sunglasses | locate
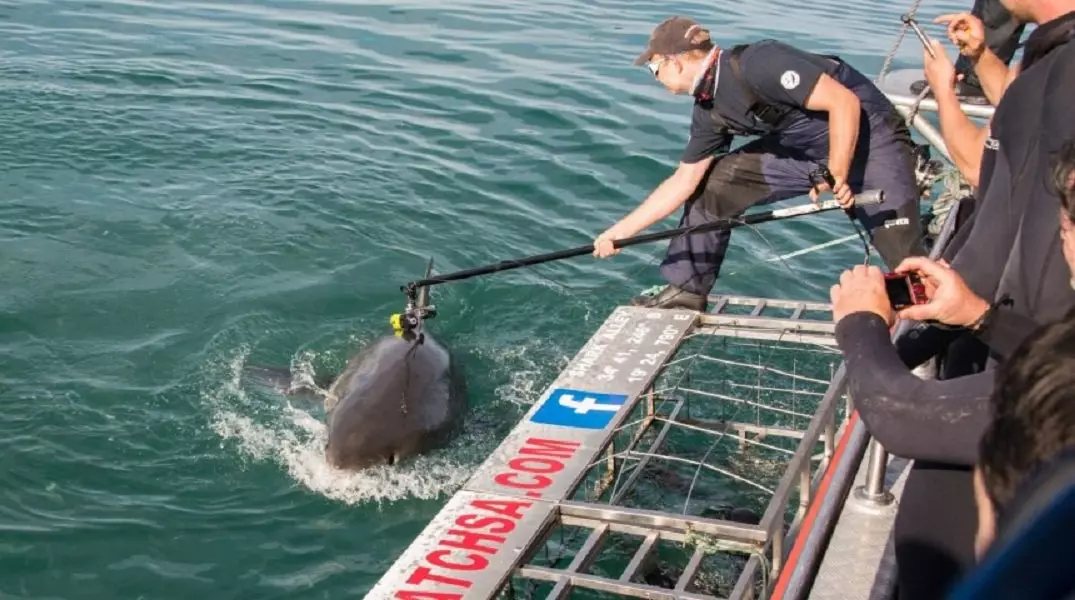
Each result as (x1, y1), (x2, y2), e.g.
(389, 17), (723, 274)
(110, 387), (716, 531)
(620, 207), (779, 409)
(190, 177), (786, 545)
(646, 56), (672, 78)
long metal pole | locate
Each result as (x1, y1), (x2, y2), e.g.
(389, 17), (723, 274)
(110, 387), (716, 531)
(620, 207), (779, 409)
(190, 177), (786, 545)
(400, 193), (884, 294)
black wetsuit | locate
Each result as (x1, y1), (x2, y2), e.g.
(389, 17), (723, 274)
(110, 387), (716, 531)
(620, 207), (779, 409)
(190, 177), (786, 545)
(954, 0), (1027, 90)
(835, 13), (1075, 600)
(911, 0), (1026, 100)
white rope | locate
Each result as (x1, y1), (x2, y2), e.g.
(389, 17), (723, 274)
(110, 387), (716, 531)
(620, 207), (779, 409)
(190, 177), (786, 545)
(875, 0), (927, 85)
(762, 234), (869, 261)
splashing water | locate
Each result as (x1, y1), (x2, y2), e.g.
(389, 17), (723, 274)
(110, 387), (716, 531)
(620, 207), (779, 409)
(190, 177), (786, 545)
(478, 339), (571, 409)
(202, 345), (479, 507)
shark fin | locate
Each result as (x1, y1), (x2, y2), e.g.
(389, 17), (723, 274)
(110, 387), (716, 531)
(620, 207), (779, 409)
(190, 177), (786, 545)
(242, 364), (333, 400)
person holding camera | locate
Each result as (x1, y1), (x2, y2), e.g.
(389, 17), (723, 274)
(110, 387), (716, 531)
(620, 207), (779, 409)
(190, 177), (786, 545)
(830, 262), (1031, 600)
(830, 262), (1000, 466)
(829, 136), (1075, 600)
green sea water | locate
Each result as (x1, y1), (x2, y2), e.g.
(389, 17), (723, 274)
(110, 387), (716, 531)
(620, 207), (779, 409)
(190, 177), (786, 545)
(0, 1), (963, 597)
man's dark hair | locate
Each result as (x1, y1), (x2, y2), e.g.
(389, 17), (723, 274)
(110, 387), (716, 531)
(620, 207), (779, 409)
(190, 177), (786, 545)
(978, 306), (1075, 515)
(1050, 138), (1075, 219)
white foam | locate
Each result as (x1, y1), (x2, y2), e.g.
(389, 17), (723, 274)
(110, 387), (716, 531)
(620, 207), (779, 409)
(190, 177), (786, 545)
(203, 345), (479, 506)
(476, 340), (570, 409)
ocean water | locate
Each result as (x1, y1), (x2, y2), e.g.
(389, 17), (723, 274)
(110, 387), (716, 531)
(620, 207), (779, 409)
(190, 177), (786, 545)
(0, 0), (965, 597)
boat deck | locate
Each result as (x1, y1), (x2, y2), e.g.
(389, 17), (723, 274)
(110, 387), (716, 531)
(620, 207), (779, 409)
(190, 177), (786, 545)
(807, 452), (910, 600)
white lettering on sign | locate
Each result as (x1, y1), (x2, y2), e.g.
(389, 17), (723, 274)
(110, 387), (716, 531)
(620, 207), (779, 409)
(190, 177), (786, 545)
(611, 349), (636, 364)
(600, 312), (630, 342)
(596, 365), (618, 382)
(626, 367), (649, 384)
(655, 325), (679, 346)
(627, 322), (651, 345)
(566, 343), (607, 379)
(639, 351), (663, 367)
(394, 438), (582, 600)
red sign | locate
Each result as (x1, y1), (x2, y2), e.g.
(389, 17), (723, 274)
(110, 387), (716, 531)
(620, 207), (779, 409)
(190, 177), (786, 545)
(395, 437), (582, 600)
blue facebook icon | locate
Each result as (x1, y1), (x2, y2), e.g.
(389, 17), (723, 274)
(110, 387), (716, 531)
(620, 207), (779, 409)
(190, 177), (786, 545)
(529, 388), (629, 430)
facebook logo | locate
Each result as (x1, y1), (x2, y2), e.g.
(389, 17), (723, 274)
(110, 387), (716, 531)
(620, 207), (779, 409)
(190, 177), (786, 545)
(529, 388), (629, 430)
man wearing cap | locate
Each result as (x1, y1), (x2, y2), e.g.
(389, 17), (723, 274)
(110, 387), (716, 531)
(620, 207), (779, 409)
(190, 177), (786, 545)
(593, 16), (926, 311)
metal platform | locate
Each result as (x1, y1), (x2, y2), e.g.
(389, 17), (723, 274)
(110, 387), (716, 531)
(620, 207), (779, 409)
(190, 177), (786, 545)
(367, 296), (854, 600)
(806, 450), (911, 600)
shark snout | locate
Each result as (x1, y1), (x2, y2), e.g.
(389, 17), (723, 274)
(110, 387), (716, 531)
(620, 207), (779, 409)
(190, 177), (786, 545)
(324, 439), (400, 470)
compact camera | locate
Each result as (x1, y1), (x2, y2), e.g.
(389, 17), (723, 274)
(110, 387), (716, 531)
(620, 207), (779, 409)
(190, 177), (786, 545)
(883, 272), (928, 309)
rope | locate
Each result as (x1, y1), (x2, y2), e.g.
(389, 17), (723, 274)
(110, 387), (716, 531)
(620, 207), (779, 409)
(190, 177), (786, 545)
(905, 84), (933, 123)
(682, 524), (772, 593)
(874, 0), (935, 134)
(875, 0), (927, 84)
(870, 0), (973, 238)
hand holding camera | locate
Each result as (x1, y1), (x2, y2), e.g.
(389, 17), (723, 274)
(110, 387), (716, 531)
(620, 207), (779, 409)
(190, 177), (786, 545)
(884, 271), (928, 310)
(830, 265), (898, 326)
(889, 257), (991, 327)
(831, 258), (991, 329)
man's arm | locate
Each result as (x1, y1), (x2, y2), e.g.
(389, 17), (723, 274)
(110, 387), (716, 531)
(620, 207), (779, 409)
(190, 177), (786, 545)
(923, 40), (989, 187)
(936, 95), (988, 188)
(829, 267), (993, 465)
(837, 312), (994, 466)
(972, 48), (1017, 105)
(801, 74), (860, 186)
(744, 42), (860, 186)
(597, 109), (729, 242)
(604, 158), (715, 239)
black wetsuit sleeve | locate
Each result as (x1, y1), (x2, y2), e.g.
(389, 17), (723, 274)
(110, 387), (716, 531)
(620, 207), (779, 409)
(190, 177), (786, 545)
(974, 307), (1040, 359)
(836, 312), (993, 466)
(948, 113), (1016, 301)
(739, 41), (828, 108)
(890, 307), (1038, 369)
(892, 322), (963, 368)
(681, 104), (732, 164)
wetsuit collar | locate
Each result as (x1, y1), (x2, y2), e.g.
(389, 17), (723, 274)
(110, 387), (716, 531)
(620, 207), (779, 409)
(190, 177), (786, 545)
(690, 46), (722, 102)
(1020, 10), (1075, 70)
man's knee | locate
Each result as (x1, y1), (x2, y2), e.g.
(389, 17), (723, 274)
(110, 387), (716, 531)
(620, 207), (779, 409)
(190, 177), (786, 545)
(696, 150), (786, 218)
(870, 201), (928, 268)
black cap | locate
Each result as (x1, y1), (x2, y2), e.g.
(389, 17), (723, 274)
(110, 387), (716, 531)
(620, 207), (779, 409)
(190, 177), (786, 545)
(632, 16), (712, 66)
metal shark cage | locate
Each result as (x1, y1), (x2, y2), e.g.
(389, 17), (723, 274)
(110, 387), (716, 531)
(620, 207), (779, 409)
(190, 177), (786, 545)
(367, 297), (851, 600)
